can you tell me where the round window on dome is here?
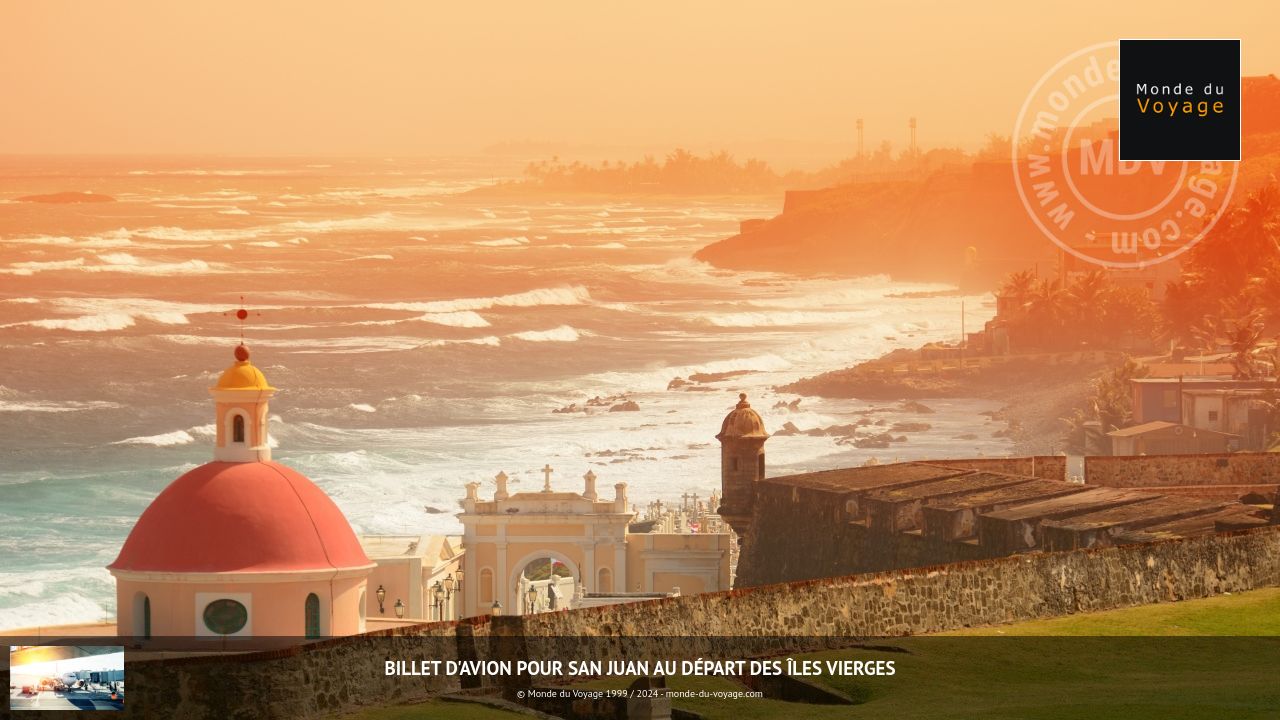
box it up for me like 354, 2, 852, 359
202, 598, 248, 635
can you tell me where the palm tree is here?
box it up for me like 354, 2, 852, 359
999, 269, 1037, 302
1162, 280, 1206, 347
1196, 295, 1268, 379
1025, 278, 1069, 348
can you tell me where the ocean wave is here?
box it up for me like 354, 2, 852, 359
0, 592, 108, 631
473, 236, 529, 247
702, 310, 874, 327
112, 430, 195, 447
0, 399, 121, 413
2, 229, 134, 249
0, 253, 220, 277
366, 285, 590, 314
218, 206, 251, 215
342, 254, 394, 261
2, 296, 202, 332
355, 311, 490, 328
349, 403, 377, 413
509, 325, 580, 342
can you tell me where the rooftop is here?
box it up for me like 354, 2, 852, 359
864, 472, 1031, 504
764, 463, 965, 493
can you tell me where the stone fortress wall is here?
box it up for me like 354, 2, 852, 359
74, 452, 1280, 718
1085, 451, 1280, 501
113, 523, 1280, 719
735, 457, 1271, 587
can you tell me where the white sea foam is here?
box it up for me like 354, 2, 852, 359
1, 297, 216, 332
219, 206, 251, 215
343, 254, 394, 261
702, 310, 874, 327
473, 236, 530, 247
365, 285, 590, 314
349, 403, 377, 413
509, 325, 580, 342
0, 253, 221, 277
352, 310, 489, 328
112, 430, 196, 447
0, 399, 121, 413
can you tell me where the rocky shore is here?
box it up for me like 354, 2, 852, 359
779, 354, 1112, 456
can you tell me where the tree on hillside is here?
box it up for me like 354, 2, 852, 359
1195, 295, 1269, 380
1060, 356, 1151, 453
998, 268, 1037, 301
1180, 181, 1280, 313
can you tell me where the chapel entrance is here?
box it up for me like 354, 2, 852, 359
515, 555, 577, 614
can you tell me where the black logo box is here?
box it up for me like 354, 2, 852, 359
1119, 39, 1241, 162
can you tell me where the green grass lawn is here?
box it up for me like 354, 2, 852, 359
352, 589, 1280, 719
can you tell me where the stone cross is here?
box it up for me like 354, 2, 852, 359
681, 492, 691, 509
542, 464, 554, 492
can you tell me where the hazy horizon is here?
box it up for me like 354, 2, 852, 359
3, 1, 1277, 166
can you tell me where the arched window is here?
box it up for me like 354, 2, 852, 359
758, 453, 765, 480
133, 592, 151, 639
479, 568, 494, 605
304, 593, 320, 639
358, 590, 367, 633
597, 567, 613, 594
232, 414, 246, 443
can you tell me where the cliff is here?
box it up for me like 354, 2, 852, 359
696, 75, 1280, 286
695, 165, 1053, 287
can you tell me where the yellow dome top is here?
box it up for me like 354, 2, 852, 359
214, 345, 274, 391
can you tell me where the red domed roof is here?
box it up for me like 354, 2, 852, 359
109, 462, 372, 574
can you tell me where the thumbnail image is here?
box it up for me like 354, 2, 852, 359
8, 645, 124, 712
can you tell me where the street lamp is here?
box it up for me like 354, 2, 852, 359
442, 574, 455, 620
432, 581, 445, 621
376, 585, 387, 614
393, 598, 405, 619
491, 601, 502, 616
454, 569, 463, 592
525, 586, 538, 615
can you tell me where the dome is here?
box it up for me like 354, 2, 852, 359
717, 393, 768, 440
109, 462, 372, 574
214, 345, 273, 391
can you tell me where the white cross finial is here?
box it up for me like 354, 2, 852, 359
542, 463, 554, 492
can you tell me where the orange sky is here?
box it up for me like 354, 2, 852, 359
2, 1, 1276, 163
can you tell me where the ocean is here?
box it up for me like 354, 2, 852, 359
0, 156, 1007, 629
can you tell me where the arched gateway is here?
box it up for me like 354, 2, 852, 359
459, 467, 632, 616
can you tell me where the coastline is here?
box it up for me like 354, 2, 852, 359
778, 351, 1112, 456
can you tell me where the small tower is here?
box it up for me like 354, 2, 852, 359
210, 344, 275, 463
715, 393, 769, 539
